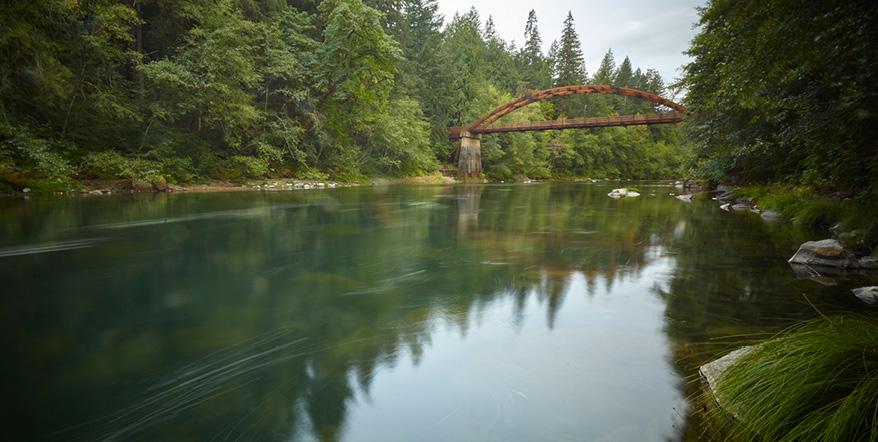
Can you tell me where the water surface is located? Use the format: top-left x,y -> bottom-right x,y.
0,182 -> 866,441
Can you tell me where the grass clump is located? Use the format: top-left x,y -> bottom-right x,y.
713,316 -> 878,441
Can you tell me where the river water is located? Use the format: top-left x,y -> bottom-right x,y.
0,182 -> 868,441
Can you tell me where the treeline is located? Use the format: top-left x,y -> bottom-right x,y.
0,0 -> 686,190
682,0 -> 878,200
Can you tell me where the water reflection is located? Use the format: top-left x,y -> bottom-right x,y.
0,183 -> 867,441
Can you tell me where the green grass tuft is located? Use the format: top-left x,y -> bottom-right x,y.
712,316 -> 878,441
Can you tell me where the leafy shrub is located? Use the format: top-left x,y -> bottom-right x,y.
231,155 -> 269,178
80,151 -> 161,180
0,122 -> 74,181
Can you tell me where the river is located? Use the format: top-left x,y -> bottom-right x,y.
0,182 -> 866,441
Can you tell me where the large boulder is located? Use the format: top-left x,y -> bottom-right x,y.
788,239 -> 857,268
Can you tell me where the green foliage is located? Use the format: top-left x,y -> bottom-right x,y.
0,1 -> 688,187
714,316 -> 878,441
739,184 -> 878,249
0,123 -> 73,182
682,1 -> 878,200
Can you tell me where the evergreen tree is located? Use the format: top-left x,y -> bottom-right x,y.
553,12 -> 586,117
592,49 -> 616,85
614,56 -> 634,87
546,39 -> 560,84
518,10 -> 550,90
554,12 -> 586,86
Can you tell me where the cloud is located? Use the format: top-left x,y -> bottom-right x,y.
437,0 -> 704,82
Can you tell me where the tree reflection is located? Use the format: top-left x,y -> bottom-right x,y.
0,183 -> 861,441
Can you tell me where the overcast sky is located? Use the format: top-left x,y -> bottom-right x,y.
436,0 -> 705,85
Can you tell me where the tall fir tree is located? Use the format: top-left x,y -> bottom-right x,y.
554,12 -> 586,86
518,10 -> 550,90
592,49 -> 616,85
614,56 -> 634,87
547,39 -> 559,83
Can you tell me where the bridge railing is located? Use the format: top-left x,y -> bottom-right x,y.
448,112 -> 684,139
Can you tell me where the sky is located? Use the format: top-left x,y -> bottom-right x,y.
436,0 -> 705,87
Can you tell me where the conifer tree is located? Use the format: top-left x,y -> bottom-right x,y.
518,10 -> 549,90
592,49 -> 616,85
554,12 -> 586,86
614,56 -> 634,87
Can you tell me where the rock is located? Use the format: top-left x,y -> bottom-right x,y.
760,210 -> 783,221
788,239 -> 862,269
716,184 -> 734,193
608,188 -> 628,198
731,203 -> 751,211
699,346 -> 756,417
684,180 -> 704,192
150,176 -> 169,192
22,187 -> 31,193
625,191 -> 640,198
676,194 -> 694,202
715,191 -> 736,202
852,286 -> 878,305
720,203 -> 731,211
859,256 -> 878,270
130,179 -> 153,192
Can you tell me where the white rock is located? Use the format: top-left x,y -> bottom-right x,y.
699,346 -> 756,417
676,194 -> 694,202
852,286 -> 878,304
625,191 -> 640,197
22,187 -> 31,193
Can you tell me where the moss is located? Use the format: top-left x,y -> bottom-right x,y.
711,316 -> 878,441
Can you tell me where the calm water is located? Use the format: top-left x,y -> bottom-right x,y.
0,182 -> 869,441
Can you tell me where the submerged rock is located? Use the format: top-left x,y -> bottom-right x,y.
760,210 -> 783,221
788,239 -> 878,270
699,346 -> 756,417
676,194 -> 694,202
852,286 -> 878,305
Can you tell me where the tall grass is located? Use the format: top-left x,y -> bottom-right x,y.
712,316 -> 878,441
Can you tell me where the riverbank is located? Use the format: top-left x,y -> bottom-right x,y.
711,184 -> 878,256
0,173 -> 459,197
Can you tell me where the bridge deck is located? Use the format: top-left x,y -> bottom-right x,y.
449,112 -> 684,139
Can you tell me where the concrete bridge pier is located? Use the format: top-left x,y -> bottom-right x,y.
457,131 -> 482,180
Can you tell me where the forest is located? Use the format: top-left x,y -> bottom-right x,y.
682,0 -> 877,202
0,0 -> 686,191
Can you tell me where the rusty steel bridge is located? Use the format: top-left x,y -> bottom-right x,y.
448,85 -> 688,178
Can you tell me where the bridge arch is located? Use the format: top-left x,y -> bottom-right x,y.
467,84 -> 686,133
